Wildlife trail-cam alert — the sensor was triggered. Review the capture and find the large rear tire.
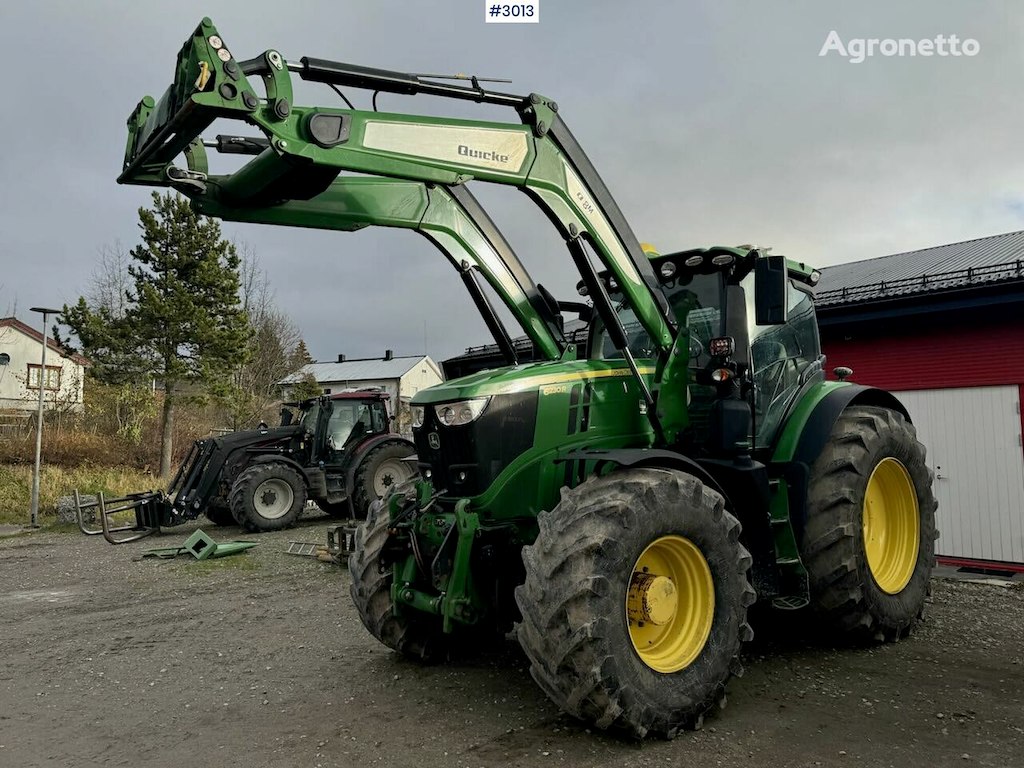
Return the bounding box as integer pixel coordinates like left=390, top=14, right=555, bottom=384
left=348, top=500, right=444, bottom=661
left=802, top=405, right=937, bottom=642
left=515, top=468, right=755, bottom=739
left=228, top=463, right=307, bottom=533
left=351, top=441, right=416, bottom=519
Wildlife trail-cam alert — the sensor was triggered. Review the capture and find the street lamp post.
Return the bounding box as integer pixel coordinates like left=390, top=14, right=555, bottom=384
left=29, top=306, right=62, bottom=528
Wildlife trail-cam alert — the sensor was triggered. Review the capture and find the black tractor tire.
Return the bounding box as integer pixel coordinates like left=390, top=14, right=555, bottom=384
left=228, top=462, right=307, bottom=533
left=205, top=503, right=235, bottom=527
left=351, top=440, right=416, bottom=519
left=348, top=500, right=445, bottom=661
left=515, top=468, right=755, bottom=739
left=315, top=499, right=350, bottom=519
left=802, top=405, right=938, bottom=643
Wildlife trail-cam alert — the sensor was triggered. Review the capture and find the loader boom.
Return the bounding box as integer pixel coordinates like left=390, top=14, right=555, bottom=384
left=118, top=18, right=675, bottom=380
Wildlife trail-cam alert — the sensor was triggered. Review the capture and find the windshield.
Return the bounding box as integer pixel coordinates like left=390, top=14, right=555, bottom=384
left=598, top=272, right=723, bottom=361
left=326, top=402, right=372, bottom=449
left=747, top=280, right=820, bottom=445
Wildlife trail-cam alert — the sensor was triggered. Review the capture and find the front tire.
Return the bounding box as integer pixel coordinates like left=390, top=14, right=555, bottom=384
left=802, top=405, right=937, bottom=642
left=351, top=441, right=416, bottom=519
left=515, top=468, right=755, bottom=739
left=228, top=463, right=307, bottom=533
left=348, top=500, right=443, bottom=661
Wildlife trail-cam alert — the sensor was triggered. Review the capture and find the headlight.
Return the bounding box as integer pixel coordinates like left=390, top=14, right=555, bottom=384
left=434, top=397, right=490, bottom=427
left=411, top=405, right=425, bottom=428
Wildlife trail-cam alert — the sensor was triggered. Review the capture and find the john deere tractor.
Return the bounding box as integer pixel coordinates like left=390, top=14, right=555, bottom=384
left=119, top=19, right=937, bottom=738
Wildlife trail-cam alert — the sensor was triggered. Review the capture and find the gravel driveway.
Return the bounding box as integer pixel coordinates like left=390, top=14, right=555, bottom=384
left=1, top=517, right=1021, bottom=768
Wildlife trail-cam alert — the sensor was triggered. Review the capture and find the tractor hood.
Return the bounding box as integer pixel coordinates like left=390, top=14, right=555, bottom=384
left=412, top=358, right=657, bottom=404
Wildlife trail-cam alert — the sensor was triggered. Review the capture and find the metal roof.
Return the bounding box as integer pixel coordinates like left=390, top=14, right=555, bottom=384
left=816, top=230, right=1024, bottom=308
left=279, top=355, right=435, bottom=384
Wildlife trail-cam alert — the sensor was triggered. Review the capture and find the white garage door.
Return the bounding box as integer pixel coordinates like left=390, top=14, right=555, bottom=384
left=893, top=386, right=1024, bottom=564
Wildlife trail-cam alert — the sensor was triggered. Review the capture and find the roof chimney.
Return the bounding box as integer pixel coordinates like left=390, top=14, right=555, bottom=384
left=384, top=349, right=393, bottom=361
left=337, top=353, right=346, bottom=362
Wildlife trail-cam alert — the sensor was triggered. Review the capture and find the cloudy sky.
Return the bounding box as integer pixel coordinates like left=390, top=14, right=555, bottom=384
left=1, top=1, right=1020, bottom=363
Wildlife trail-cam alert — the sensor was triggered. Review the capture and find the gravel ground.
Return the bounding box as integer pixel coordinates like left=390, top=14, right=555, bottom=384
left=1, top=516, right=1021, bottom=768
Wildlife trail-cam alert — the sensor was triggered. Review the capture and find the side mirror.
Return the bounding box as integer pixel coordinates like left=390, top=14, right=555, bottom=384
left=754, top=255, right=788, bottom=325
left=280, top=409, right=294, bottom=427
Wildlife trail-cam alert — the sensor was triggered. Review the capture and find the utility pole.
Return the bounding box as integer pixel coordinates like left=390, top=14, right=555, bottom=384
left=29, top=306, right=61, bottom=528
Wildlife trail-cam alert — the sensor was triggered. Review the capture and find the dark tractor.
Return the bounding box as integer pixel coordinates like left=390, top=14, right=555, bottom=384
left=77, top=390, right=416, bottom=542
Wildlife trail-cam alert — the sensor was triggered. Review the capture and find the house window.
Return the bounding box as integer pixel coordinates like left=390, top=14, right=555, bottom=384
left=27, top=364, right=61, bottom=391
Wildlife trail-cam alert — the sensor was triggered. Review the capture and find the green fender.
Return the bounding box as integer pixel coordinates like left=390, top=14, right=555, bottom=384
left=772, top=381, right=911, bottom=465
left=771, top=380, right=911, bottom=538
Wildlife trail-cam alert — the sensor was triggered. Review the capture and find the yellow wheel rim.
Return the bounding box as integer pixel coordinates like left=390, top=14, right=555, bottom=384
left=863, top=457, right=920, bottom=594
left=626, top=535, right=714, bottom=673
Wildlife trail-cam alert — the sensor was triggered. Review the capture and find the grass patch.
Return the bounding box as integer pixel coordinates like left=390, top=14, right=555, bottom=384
left=0, top=464, right=160, bottom=527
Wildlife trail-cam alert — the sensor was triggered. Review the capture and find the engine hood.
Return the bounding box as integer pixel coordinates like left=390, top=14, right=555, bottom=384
left=412, top=359, right=657, bottom=404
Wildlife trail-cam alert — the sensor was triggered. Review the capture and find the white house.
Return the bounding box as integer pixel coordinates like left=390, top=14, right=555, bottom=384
left=279, top=350, right=443, bottom=420
left=0, top=317, right=87, bottom=413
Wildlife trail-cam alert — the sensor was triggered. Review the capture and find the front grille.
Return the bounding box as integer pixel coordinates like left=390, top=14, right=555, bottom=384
left=414, top=391, right=538, bottom=496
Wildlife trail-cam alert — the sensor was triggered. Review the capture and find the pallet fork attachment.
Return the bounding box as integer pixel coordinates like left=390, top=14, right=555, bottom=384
left=74, top=489, right=168, bottom=544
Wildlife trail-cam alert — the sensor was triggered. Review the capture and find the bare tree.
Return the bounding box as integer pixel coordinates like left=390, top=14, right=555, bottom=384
left=223, top=245, right=311, bottom=428
left=86, top=242, right=133, bottom=319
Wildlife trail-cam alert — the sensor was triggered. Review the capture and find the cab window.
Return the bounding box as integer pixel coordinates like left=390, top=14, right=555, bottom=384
left=749, top=282, right=820, bottom=445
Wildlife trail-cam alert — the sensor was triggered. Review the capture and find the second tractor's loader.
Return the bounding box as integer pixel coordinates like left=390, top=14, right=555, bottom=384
left=77, top=390, right=415, bottom=542
left=119, top=19, right=937, bottom=738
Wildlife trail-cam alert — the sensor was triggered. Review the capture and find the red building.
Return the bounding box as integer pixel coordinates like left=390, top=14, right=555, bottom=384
left=817, top=230, right=1024, bottom=567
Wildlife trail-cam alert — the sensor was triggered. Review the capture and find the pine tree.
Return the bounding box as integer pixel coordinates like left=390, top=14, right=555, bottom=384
left=64, top=192, right=248, bottom=476
left=291, top=339, right=314, bottom=368
left=289, top=373, right=323, bottom=402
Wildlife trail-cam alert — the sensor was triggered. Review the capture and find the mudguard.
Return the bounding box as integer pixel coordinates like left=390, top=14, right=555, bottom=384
left=770, top=381, right=911, bottom=538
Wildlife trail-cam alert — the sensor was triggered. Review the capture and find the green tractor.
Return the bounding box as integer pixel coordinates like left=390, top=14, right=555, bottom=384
left=120, top=19, right=937, bottom=738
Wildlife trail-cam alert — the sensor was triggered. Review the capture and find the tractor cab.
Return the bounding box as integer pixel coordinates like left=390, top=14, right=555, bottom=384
left=288, top=391, right=393, bottom=468
left=588, top=246, right=823, bottom=455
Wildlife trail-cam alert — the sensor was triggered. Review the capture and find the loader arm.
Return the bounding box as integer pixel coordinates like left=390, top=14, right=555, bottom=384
left=196, top=175, right=563, bottom=361
left=118, top=18, right=675, bottom=362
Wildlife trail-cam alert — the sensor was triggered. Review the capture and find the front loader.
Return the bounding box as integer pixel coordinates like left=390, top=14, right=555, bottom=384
left=77, top=390, right=415, bottom=542
left=119, top=19, right=937, bottom=738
